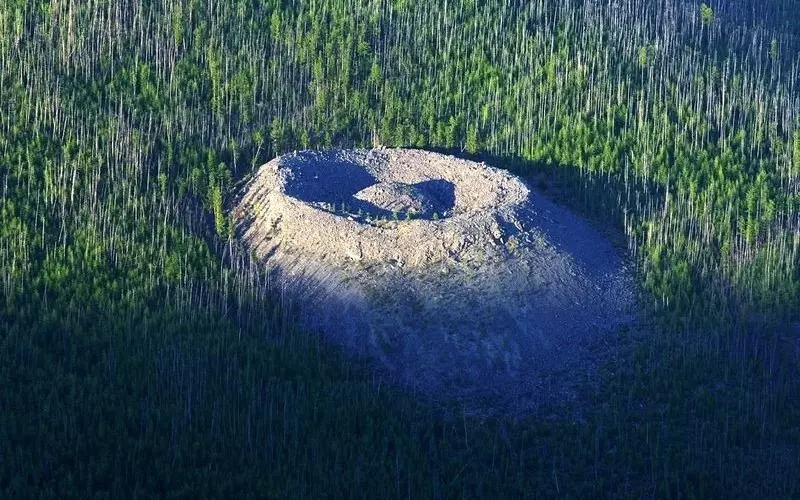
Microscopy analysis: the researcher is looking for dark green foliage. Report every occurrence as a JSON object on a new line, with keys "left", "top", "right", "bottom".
{"left": 0, "top": 0, "right": 798, "bottom": 497}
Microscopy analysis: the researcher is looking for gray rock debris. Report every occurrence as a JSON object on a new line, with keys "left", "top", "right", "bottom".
{"left": 233, "top": 148, "right": 637, "bottom": 417}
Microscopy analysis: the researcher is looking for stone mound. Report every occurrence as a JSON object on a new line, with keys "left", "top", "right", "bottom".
{"left": 232, "top": 148, "right": 637, "bottom": 417}
{"left": 354, "top": 181, "right": 446, "bottom": 218}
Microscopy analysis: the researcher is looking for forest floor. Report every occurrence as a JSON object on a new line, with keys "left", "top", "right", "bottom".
{"left": 233, "top": 149, "right": 638, "bottom": 417}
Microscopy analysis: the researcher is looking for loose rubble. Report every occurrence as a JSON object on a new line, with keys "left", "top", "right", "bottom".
{"left": 233, "top": 148, "right": 637, "bottom": 416}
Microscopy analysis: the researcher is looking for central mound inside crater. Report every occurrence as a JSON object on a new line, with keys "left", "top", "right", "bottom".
{"left": 233, "top": 148, "right": 636, "bottom": 416}
{"left": 280, "top": 152, "right": 457, "bottom": 221}
{"left": 354, "top": 180, "right": 454, "bottom": 219}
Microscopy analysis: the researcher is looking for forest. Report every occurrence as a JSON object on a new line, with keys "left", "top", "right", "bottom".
{"left": 0, "top": 0, "right": 798, "bottom": 497}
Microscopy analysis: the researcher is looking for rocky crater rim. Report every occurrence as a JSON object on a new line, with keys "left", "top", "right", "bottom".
{"left": 235, "top": 148, "right": 534, "bottom": 267}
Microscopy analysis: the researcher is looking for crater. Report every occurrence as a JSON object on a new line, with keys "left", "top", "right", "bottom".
{"left": 233, "top": 148, "right": 637, "bottom": 417}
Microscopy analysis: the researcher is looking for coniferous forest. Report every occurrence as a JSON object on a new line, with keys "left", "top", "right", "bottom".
{"left": 1, "top": 0, "right": 799, "bottom": 497}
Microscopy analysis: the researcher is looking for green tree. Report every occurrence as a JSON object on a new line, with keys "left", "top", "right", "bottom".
{"left": 171, "top": 2, "right": 184, "bottom": 46}
{"left": 210, "top": 183, "right": 226, "bottom": 237}
{"left": 270, "top": 118, "right": 287, "bottom": 154}
{"left": 794, "top": 130, "right": 800, "bottom": 171}
{"left": 207, "top": 46, "right": 223, "bottom": 115}
{"left": 700, "top": 3, "right": 714, "bottom": 26}
{"left": 445, "top": 116, "right": 459, "bottom": 149}
{"left": 466, "top": 123, "right": 480, "bottom": 155}
{"left": 270, "top": 8, "right": 282, "bottom": 42}
{"left": 638, "top": 46, "right": 649, "bottom": 68}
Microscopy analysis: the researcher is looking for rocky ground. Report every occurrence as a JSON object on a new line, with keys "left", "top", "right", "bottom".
{"left": 233, "top": 148, "right": 637, "bottom": 417}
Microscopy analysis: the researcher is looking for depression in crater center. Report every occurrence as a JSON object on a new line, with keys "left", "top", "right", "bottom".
{"left": 280, "top": 152, "right": 455, "bottom": 220}
{"left": 233, "top": 148, "right": 636, "bottom": 416}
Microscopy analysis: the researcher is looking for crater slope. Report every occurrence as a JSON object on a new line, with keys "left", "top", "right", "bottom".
{"left": 233, "top": 148, "right": 636, "bottom": 416}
